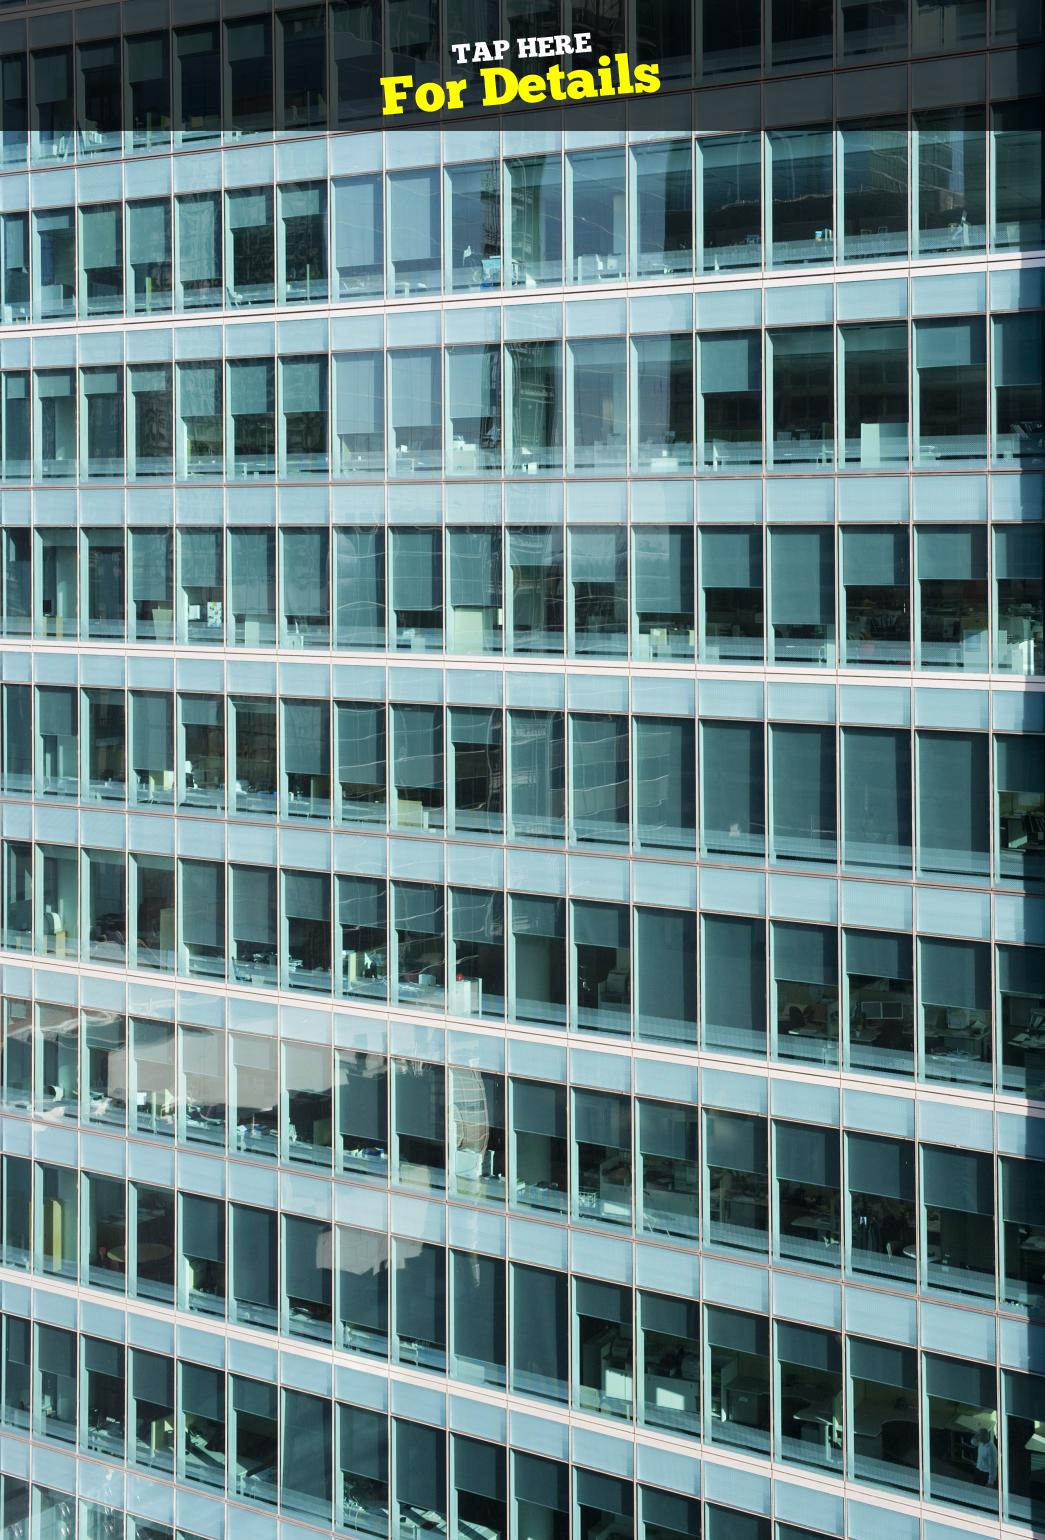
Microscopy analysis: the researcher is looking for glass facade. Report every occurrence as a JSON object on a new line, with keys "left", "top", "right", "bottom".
{"left": 0, "top": 1, "right": 1042, "bottom": 1539}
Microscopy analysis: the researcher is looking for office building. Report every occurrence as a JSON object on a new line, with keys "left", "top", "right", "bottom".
{"left": 0, "top": 2, "right": 1042, "bottom": 1538}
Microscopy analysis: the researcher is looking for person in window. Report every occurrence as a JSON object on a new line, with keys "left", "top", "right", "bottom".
{"left": 974, "top": 1428, "right": 998, "bottom": 1487}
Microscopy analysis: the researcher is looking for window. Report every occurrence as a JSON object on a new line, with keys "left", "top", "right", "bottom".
{"left": 775, "top": 1322, "right": 842, "bottom": 1471}
{"left": 997, "top": 729, "right": 1045, "bottom": 880}
{"left": 993, "top": 312, "right": 1044, "bottom": 465}
{"left": 229, "top": 1205, "right": 277, "bottom": 1330}
{"left": 392, "top": 1232, "right": 446, "bottom": 1367}
{"left": 700, "top": 0, "right": 760, "bottom": 76}
{"left": 278, "top": 6, "right": 327, "bottom": 130}
{"left": 915, "top": 108, "right": 987, "bottom": 255}
{"left": 224, "top": 16, "right": 273, "bottom": 133}
{"left": 339, "top": 1405, "right": 389, "bottom": 1526}
{"left": 637, "top": 1099, "right": 698, "bottom": 1237}
{"left": 840, "top": 324, "right": 908, "bottom": 466}
{"left": 846, "top": 1131, "right": 916, "bottom": 1285}
{"left": 1003, "top": 1369, "right": 1045, "bottom": 1525}
{"left": 839, "top": 119, "right": 909, "bottom": 261}
{"left": 924, "top": 1356, "right": 998, "bottom": 1513}
{"left": 0, "top": 53, "right": 28, "bottom": 170}
{"left": 568, "top": 150, "right": 626, "bottom": 283}
{"left": 339, "top": 1050, "right": 388, "bottom": 1185}
{"left": 915, "top": 317, "right": 988, "bottom": 464}
{"left": 332, "top": 176, "right": 383, "bottom": 298}
{"left": 999, "top": 943, "right": 1045, "bottom": 1098}
{"left": 130, "top": 693, "right": 173, "bottom": 808}
{"left": 283, "top": 873, "right": 332, "bottom": 994}
{"left": 916, "top": 731, "right": 990, "bottom": 881}
{"left": 31, "top": 48, "right": 73, "bottom": 164}
{"left": 334, "top": 351, "right": 384, "bottom": 475}
{"left": 1001, "top": 1158, "right": 1045, "bottom": 1314}
{"left": 79, "top": 204, "right": 122, "bottom": 318}
{"left": 769, "top": 327, "right": 834, "bottom": 465}
{"left": 843, "top": 723, "right": 904, "bottom": 874}
{"left": 840, "top": 527, "right": 910, "bottom": 666}
{"left": 446, "top": 162, "right": 501, "bottom": 290}
{"left": 703, "top": 916, "right": 767, "bottom": 1055}
{"left": 177, "top": 361, "right": 223, "bottom": 477}
{"left": 706, "top": 1306, "right": 771, "bottom": 1452}
{"left": 179, "top": 1362, "right": 225, "bottom": 1490}
{"left": 228, "top": 529, "right": 275, "bottom": 645}
{"left": 571, "top": 715, "right": 628, "bottom": 847}
{"left": 35, "top": 1325, "right": 76, "bottom": 1444}
{"left": 920, "top": 937, "right": 992, "bottom": 1091}
{"left": 335, "top": 527, "right": 385, "bottom": 646}
{"left": 389, "top": 350, "right": 441, "bottom": 474}
{"left": 506, "top": 155, "right": 562, "bottom": 287}
{"left": 179, "top": 860, "right": 225, "bottom": 982}
{"left": 993, "top": 99, "right": 1044, "bottom": 250}
{"left": 575, "top": 1278, "right": 632, "bottom": 1418}
{"left": 393, "top": 885, "right": 445, "bottom": 1010}
{"left": 770, "top": 727, "right": 836, "bottom": 865}
{"left": 633, "top": 142, "right": 693, "bottom": 277}
{"left": 175, "top": 194, "right": 221, "bottom": 310}
{"left": 36, "top": 687, "right": 78, "bottom": 800}
{"left": 230, "top": 866, "right": 278, "bottom": 987}
{"left": 632, "top": 527, "right": 694, "bottom": 659}
{"left": 231, "top": 696, "right": 277, "bottom": 819}
{"left": 128, "top": 365, "right": 172, "bottom": 478}
{"left": 226, "top": 189, "right": 274, "bottom": 307}
{"left": 574, "top": 1090, "right": 632, "bottom": 1226}
{"left": 449, "top": 1064, "right": 505, "bottom": 1197}
{"left": 388, "top": 169, "right": 440, "bottom": 295}
{"left": 449, "top": 710, "right": 502, "bottom": 837}
{"left": 78, "top": 38, "right": 121, "bottom": 153}
{"left": 769, "top": 131, "right": 833, "bottom": 265}
{"left": 775, "top": 1121, "right": 840, "bottom": 1269}
{"left": 569, "top": 528, "right": 627, "bottom": 656}
{"left": 847, "top": 1338, "right": 919, "bottom": 1491}
{"left": 569, "top": 339, "right": 627, "bottom": 471}
{"left": 81, "top": 367, "right": 124, "bottom": 479}
{"left": 508, "top": 527, "right": 563, "bottom": 652}
{"left": 700, "top": 528, "right": 763, "bottom": 660}
{"left": 769, "top": 528, "right": 834, "bottom": 664}
{"left": 633, "top": 334, "right": 693, "bottom": 471}
{"left": 701, "top": 719, "right": 765, "bottom": 856}
{"left": 34, "top": 372, "right": 77, "bottom": 482}
{"left": 281, "top": 527, "right": 329, "bottom": 645}
{"left": 699, "top": 136, "right": 761, "bottom": 270}
{"left": 709, "top": 1107, "right": 770, "bottom": 1254}
{"left": 338, "top": 876, "right": 388, "bottom": 1002}
{"left": 844, "top": 929, "right": 914, "bottom": 1078}
{"left": 279, "top": 358, "right": 328, "bottom": 477}
{"left": 1, "top": 214, "right": 29, "bottom": 322}
{"left": 177, "top": 530, "right": 222, "bottom": 644}
{"left": 511, "top": 894, "right": 566, "bottom": 1028}
{"left": 178, "top": 696, "right": 225, "bottom": 813}
{"left": 633, "top": 717, "right": 696, "bottom": 854}
{"left": 773, "top": 921, "right": 838, "bottom": 1065}
{"left": 448, "top": 527, "right": 501, "bottom": 653}
{"left": 283, "top": 699, "right": 331, "bottom": 820}
{"left": 921, "top": 1145, "right": 995, "bottom": 1300}
{"left": 231, "top": 1033, "right": 277, "bottom": 1159}
{"left": 916, "top": 526, "right": 989, "bottom": 668}
{"left": 126, "top": 200, "right": 172, "bottom": 315}
{"left": 452, "top": 1435, "right": 506, "bottom": 1536}
{"left": 506, "top": 340, "right": 562, "bottom": 472}
{"left": 228, "top": 360, "right": 275, "bottom": 477}
{"left": 278, "top": 182, "right": 327, "bottom": 303}
{"left": 391, "top": 703, "right": 443, "bottom": 830}
{"left": 174, "top": 24, "right": 220, "bottom": 141}
{"left": 125, "top": 31, "right": 170, "bottom": 149}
